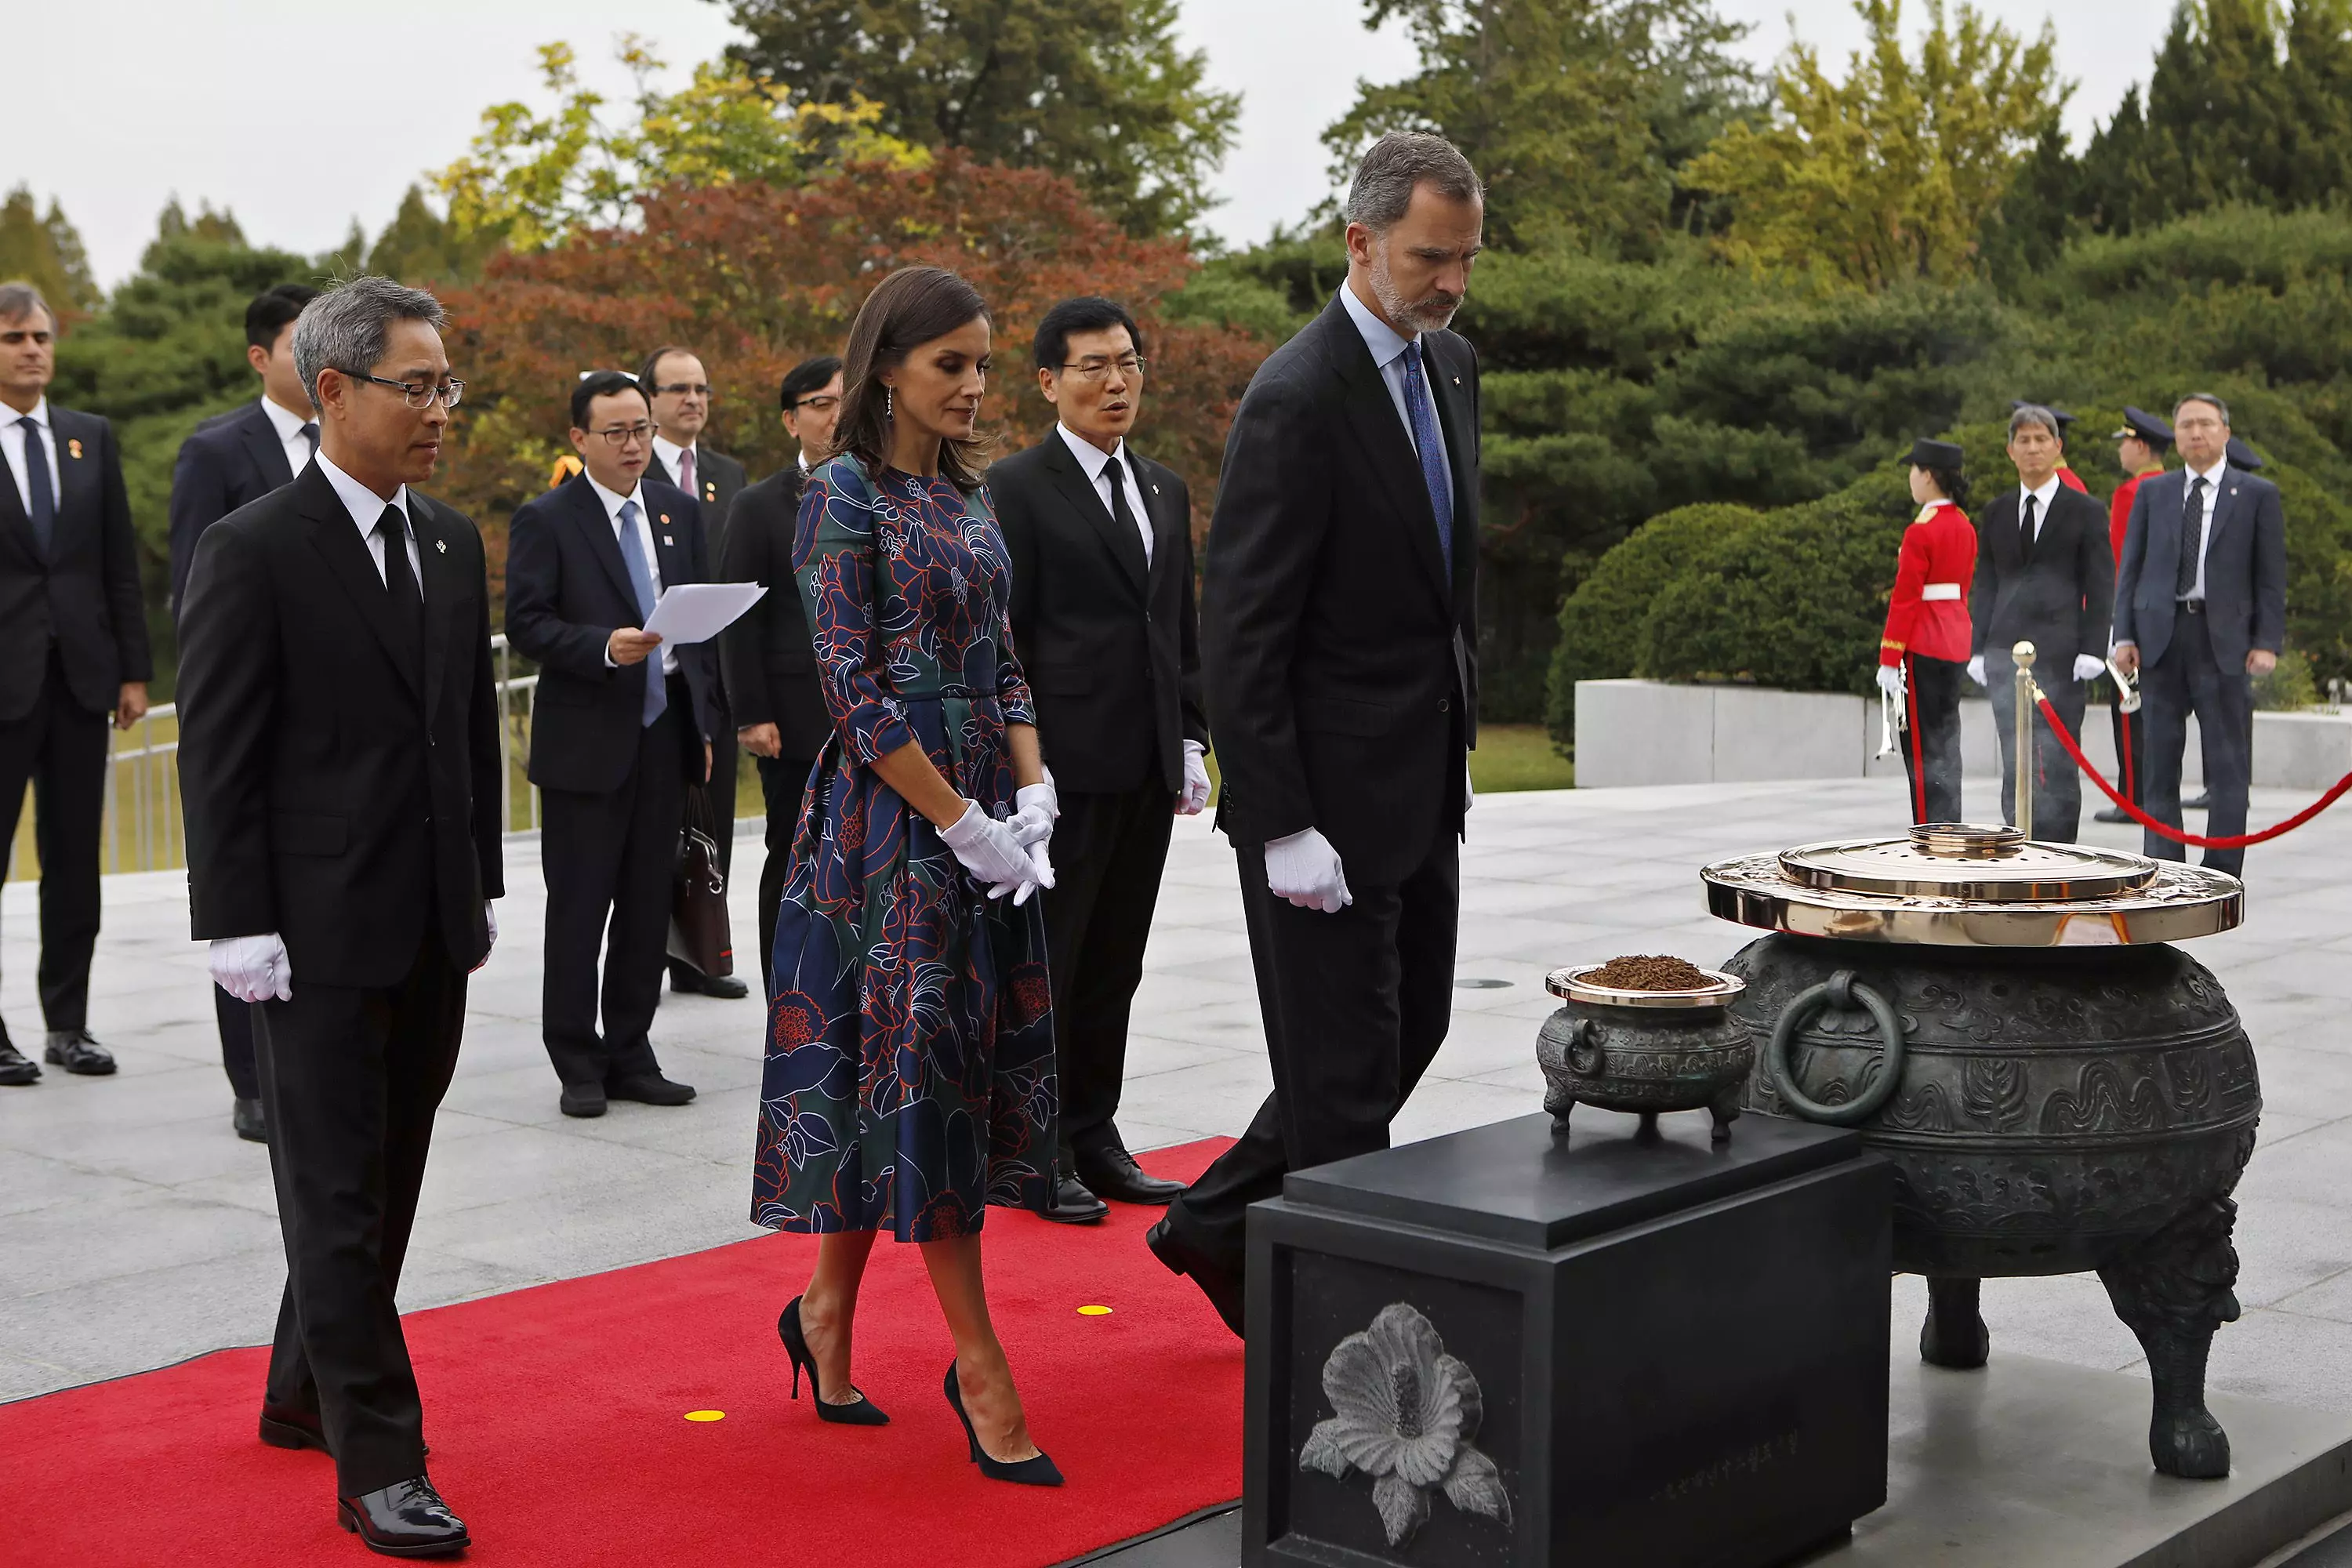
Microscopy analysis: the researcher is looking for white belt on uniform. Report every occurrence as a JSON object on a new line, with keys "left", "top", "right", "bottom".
{"left": 1919, "top": 583, "right": 1962, "bottom": 601}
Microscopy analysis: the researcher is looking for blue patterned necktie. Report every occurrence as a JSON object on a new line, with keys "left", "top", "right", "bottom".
{"left": 615, "top": 499, "right": 667, "bottom": 728}
{"left": 16, "top": 416, "right": 53, "bottom": 557}
{"left": 1400, "top": 341, "right": 1453, "bottom": 577}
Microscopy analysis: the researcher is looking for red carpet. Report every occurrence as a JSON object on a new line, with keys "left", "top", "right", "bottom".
{"left": 8, "top": 1139, "right": 1240, "bottom": 1567}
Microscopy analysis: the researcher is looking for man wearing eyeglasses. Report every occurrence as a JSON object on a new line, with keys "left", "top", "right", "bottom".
{"left": 720, "top": 354, "right": 842, "bottom": 994}
{"left": 639, "top": 347, "right": 752, "bottom": 998}
{"left": 0, "top": 280, "right": 151, "bottom": 1091}
{"left": 506, "top": 369, "right": 719, "bottom": 1118}
{"left": 990, "top": 297, "right": 1209, "bottom": 1225}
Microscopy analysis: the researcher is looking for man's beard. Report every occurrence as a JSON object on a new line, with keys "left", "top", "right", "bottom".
{"left": 1370, "top": 247, "right": 1461, "bottom": 334}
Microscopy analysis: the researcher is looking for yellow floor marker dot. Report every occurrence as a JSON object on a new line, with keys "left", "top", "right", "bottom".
{"left": 1077, "top": 1305, "right": 1112, "bottom": 1316}
{"left": 684, "top": 1410, "right": 726, "bottom": 1421}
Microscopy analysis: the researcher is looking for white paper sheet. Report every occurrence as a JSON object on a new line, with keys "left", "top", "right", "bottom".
{"left": 641, "top": 582, "right": 767, "bottom": 645}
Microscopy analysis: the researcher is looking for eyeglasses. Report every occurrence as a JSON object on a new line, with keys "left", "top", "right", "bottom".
{"left": 652, "top": 382, "right": 713, "bottom": 398}
{"left": 791, "top": 394, "right": 841, "bottom": 413}
{"left": 1058, "top": 356, "right": 1146, "bottom": 382}
{"left": 347, "top": 372, "right": 465, "bottom": 410}
{"left": 586, "top": 422, "right": 656, "bottom": 447}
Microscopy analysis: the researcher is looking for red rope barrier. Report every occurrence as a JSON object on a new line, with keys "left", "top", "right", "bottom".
{"left": 2034, "top": 694, "right": 2352, "bottom": 848}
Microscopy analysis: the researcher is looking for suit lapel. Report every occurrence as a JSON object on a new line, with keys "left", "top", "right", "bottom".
{"left": 299, "top": 466, "right": 422, "bottom": 702}
{"left": 1323, "top": 302, "right": 1451, "bottom": 611}
{"left": 239, "top": 401, "right": 296, "bottom": 489}
{"left": 51, "top": 410, "right": 100, "bottom": 554}
{"left": 0, "top": 432, "right": 33, "bottom": 561}
{"left": 1423, "top": 335, "right": 1475, "bottom": 607}
{"left": 2201, "top": 467, "right": 2247, "bottom": 564}
{"left": 563, "top": 474, "right": 644, "bottom": 611}
{"left": 1043, "top": 434, "right": 1146, "bottom": 597}
{"left": 645, "top": 488, "right": 693, "bottom": 594}
{"left": 413, "top": 499, "right": 458, "bottom": 731}
{"left": 1134, "top": 451, "right": 1185, "bottom": 599}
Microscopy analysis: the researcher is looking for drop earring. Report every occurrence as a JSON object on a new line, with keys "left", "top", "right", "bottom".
{"left": 885, "top": 386, "right": 894, "bottom": 423}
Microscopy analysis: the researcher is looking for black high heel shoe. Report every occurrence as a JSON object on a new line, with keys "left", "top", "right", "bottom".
{"left": 778, "top": 1297, "right": 889, "bottom": 1425}
{"left": 944, "top": 1361, "right": 1063, "bottom": 1486}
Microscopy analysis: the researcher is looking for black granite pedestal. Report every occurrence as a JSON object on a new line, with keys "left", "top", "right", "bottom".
{"left": 1243, "top": 1110, "right": 1893, "bottom": 1568}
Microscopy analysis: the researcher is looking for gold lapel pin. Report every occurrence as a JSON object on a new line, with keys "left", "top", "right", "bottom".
{"left": 67, "top": 438, "right": 83, "bottom": 459}
{"left": 659, "top": 514, "right": 671, "bottom": 525}
{"left": 705, "top": 483, "right": 717, "bottom": 500}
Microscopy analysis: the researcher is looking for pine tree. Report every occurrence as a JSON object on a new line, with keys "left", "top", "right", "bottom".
{"left": 0, "top": 186, "right": 103, "bottom": 313}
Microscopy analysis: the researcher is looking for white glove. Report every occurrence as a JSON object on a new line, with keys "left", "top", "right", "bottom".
{"left": 1007, "top": 781, "right": 1058, "bottom": 848}
{"left": 1967, "top": 655, "right": 1987, "bottom": 687}
{"left": 212, "top": 933, "right": 292, "bottom": 1004}
{"left": 1178, "top": 741, "right": 1210, "bottom": 815}
{"left": 474, "top": 902, "right": 497, "bottom": 973}
{"left": 1875, "top": 663, "right": 1904, "bottom": 700}
{"left": 2072, "top": 653, "right": 2106, "bottom": 684}
{"left": 938, "top": 801, "right": 1044, "bottom": 906}
{"left": 1264, "top": 827, "right": 1352, "bottom": 914}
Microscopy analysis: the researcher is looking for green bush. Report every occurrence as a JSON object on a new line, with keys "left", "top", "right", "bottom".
{"left": 1544, "top": 502, "right": 1759, "bottom": 748}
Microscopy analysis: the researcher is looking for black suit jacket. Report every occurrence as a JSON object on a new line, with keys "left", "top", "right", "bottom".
{"left": 177, "top": 463, "right": 503, "bottom": 986}
{"left": 2114, "top": 466, "right": 2288, "bottom": 673}
{"left": 1969, "top": 484, "right": 2114, "bottom": 676}
{"left": 169, "top": 398, "right": 304, "bottom": 615}
{"left": 506, "top": 473, "right": 720, "bottom": 794}
{"left": 647, "top": 445, "right": 747, "bottom": 568}
{"left": 0, "top": 405, "right": 152, "bottom": 722}
{"left": 718, "top": 466, "right": 833, "bottom": 761}
{"left": 994, "top": 433, "right": 1207, "bottom": 794}
{"left": 1201, "top": 291, "right": 1479, "bottom": 886}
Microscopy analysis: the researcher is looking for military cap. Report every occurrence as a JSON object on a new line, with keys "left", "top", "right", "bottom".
{"left": 2110, "top": 406, "right": 2173, "bottom": 445}
{"left": 1908, "top": 437, "right": 1964, "bottom": 470}
{"left": 2012, "top": 399, "right": 2077, "bottom": 431}
{"left": 2227, "top": 436, "right": 2266, "bottom": 471}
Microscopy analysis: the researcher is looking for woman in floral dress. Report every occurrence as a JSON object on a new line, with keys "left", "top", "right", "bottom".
{"left": 751, "top": 266, "right": 1065, "bottom": 1484}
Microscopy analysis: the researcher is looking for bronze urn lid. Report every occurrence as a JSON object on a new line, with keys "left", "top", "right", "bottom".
{"left": 1701, "top": 822, "right": 2241, "bottom": 947}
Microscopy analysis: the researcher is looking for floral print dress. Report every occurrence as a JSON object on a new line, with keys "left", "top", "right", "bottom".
{"left": 750, "top": 456, "right": 1058, "bottom": 1240}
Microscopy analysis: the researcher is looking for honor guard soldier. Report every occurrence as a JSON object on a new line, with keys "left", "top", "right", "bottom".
{"left": 1878, "top": 437, "right": 1976, "bottom": 823}
{"left": 2096, "top": 407, "right": 2172, "bottom": 822}
{"left": 2013, "top": 400, "right": 2091, "bottom": 494}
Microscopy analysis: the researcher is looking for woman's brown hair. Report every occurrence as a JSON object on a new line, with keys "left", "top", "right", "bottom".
{"left": 825, "top": 265, "right": 992, "bottom": 493}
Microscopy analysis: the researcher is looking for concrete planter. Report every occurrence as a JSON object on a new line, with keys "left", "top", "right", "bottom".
{"left": 1573, "top": 677, "right": 2350, "bottom": 791}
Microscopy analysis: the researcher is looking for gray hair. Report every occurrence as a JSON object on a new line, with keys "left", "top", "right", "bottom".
{"left": 2007, "top": 403, "right": 2062, "bottom": 441}
{"left": 1345, "top": 131, "right": 1482, "bottom": 234}
{"left": 0, "top": 281, "right": 55, "bottom": 330}
{"left": 2176, "top": 390, "right": 2231, "bottom": 426}
{"left": 293, "top": 274, "right": 448, "bottom": 408}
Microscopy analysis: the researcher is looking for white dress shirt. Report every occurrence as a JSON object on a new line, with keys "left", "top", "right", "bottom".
{"left": 1338, "top": 281, "right": 1451, "bottom": 478}
{"left": 316, "top": 450, "right": 423, "bottom": 590}
{"left": 1, "top": 396, "right": 62, "bottom": 517}
{"left": 2016, "top": 475, "right": 2061, "bottom": 540}
{"left": 588, "top": 474, "right": 678, "bottom": 674}
{"left": 259, "top": 394, "right": 318, "bottom": 481}
{"left": 1055, "top": 423, "right": 1153, "bottom": 568}
{"left": 2178, "top": 457, "right": 2228, "bottom": 602}
{"left": 653, "top": 434, "right": 700, "bottom": 499}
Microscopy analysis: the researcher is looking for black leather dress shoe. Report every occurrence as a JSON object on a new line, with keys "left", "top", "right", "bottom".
{"left": 1075, "top": 1146, "right": 1186, "bottom": 1206}
{"left": 44, "top": 1029, "right": 116, "bottom": 1076}
{"left": 559, "top": 1083, "right": 608, "bottom": 1118}
{"left": 607, "top": 1073, "right": 695, "bottom": 1106}
{"left": 2185, "top": 790, "right": 2212, "bottom": 811}
{"left": 2093, "top": 804, "right": 2134, "bottom": 824}
{"left": 338, "top": 1476, "right": 468, "bottom": 1558}
{"left": 1042, "top": 1171, "right": 1108, "bottom": 1225}
{"left": 0, "top": 1042, "right": 38, "bottom": 1086}
{"left": 233, "top": 1097, "right": 269, "bottom": 1143}
{"left": 1146, "top": 1216, "right": 1245, "bottom": 1338}
{"left": 670, "top": 966, "right": 751, "bottom": 999}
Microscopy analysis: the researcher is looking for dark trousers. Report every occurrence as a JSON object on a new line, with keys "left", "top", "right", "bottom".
{"left": 539, "top": 701, "right": 686, "bottom": 1087}
{"left": 216, "top": 984, "right": 258, "bottom": 1099}
{"left": 752, "top": 753, "right": 814, "bottom": 994}
{"left": 1164, "top": 828, "right": 1459, "bottom": 1279}
{"left": 2141, "top": 606, "right": 2254, "bottom": 877}
{"left": 670, "top": 717, "right": 739, "bottom": 982}
{"left": 1900, "top": 655, "right": 1966, "bottom": 825}
{"left": 2110, "top": 690, "right": 2147, "bottom": 807}
{"left": 0, "top": 651, "right": 109, "bottom": 1038}
{"left": 256, "top": 914, "right": 465, "bottom": 1497}
{"left": 1987, "top": 652, "right": 2086, "bottom": 844}
{"left": 1043, "top": 782, "right": 1177, "bottom": 1164}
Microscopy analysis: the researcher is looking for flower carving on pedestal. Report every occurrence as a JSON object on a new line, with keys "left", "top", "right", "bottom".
{"left": 1298, "top": 1301, "right": 1512, "bottom": 1548}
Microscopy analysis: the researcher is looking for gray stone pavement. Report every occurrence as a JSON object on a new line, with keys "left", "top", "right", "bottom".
{"left": 6, "top": 778, "right": 2352, "bottom": 1421}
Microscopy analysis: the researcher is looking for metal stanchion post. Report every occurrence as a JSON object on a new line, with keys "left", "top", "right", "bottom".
{"left": 2013, "top": 640, "right": 2038, "bottom": 840}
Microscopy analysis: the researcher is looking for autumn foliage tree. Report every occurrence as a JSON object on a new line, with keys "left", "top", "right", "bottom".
{"left": 435, "top": 151, "right": 1265, "bottom": 603}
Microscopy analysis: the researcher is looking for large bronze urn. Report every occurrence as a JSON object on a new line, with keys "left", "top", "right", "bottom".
{"left": 1703, "top": 823, "right": 2254, "bottom": 1479}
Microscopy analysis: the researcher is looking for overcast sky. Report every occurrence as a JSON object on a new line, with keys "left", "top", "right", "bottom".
{"left": 9, "top": 0, "right": 2172, "bottom": 289}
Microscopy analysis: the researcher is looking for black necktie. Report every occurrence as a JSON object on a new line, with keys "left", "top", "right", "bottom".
{"left": 1105, "top": 456, "right": 1145, "bottom": 574}
{"left": 2018, "top": 493, "right": 2038, "bottom": 561}
{"left": 299, "top": 421, "right": 319, "bottom": 459}
{"left": 2176, "top": 477, "right": 2209, "bottom": 599}
{"left": 375, "top": 505, "right": 424, "bottom": 674}
{"left": 16, "top": 416, "right": 53, "bottom": 557}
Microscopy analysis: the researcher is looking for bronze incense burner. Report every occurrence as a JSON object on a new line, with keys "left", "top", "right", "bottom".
{"left": 1537, "top": 964, "right": 1752, "bottom": 1142}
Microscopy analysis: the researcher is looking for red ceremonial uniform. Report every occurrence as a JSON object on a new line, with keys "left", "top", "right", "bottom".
{"left": 2110, "top": 467, "right": 2157, "bottom": 564}
{"left": 2056, "top": 463, "right": 2089, "bottom": 495}
{"left": 1878, "top": 499, "right": 1976, "bottom": 666}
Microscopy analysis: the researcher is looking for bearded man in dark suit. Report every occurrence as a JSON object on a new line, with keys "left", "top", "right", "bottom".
{"left": 1146, "top": 132, "right": 1484, "bottom": 1336}
{"left": 168, "top": 281, "right": 321, "bottom": 1141}
{"left": 178, "top": 275, "right": 501, "bottom": 1556}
